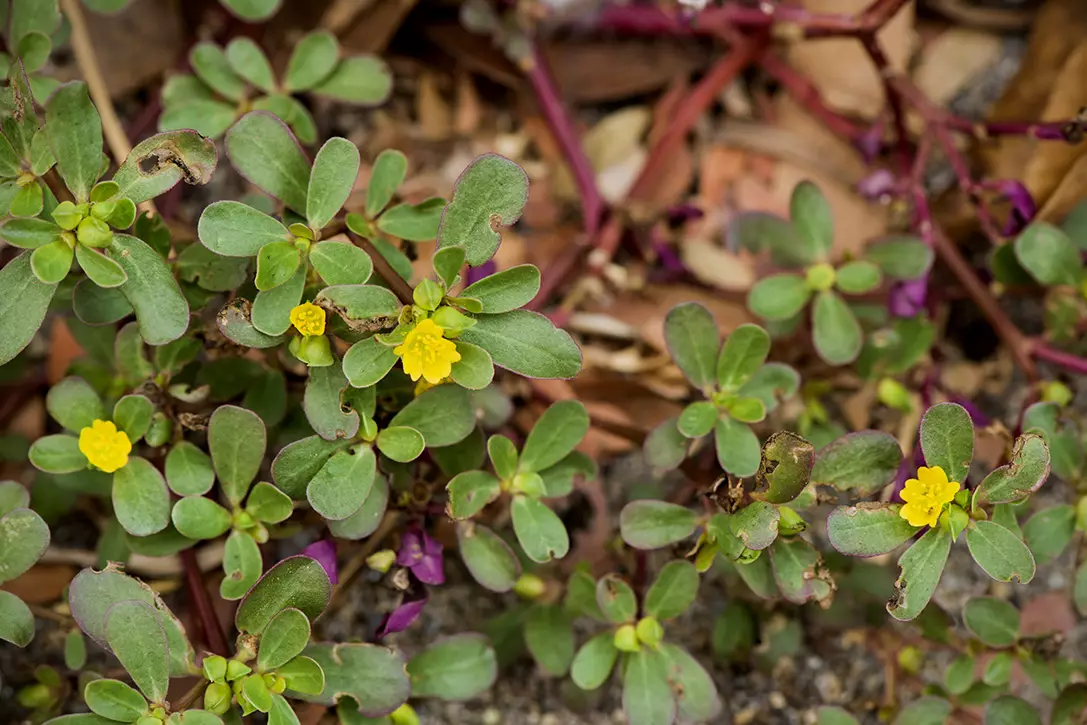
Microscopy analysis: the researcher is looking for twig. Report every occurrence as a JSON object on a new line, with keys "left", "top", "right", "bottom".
{"left": 861, "top": 36, "right": 911, "bottom": 177}
{"left": 349, "top": 232, "right": 415, "bottom": 305}
{"left": 181, "top": 548, "right": 230, "bottom": 656}
{"left": 331, "top": 510, "right": 402, "bottom": 607}
{"left": 59, "top": 0, "right": 157, "bottom": 216}
{"left": 1031, "top": 341, "right": 1087, "bottom": 376}
{"left": 522, "top": 42, "right": 605, "bottom": 237}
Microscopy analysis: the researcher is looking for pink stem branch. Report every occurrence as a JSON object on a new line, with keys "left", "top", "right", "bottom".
{"left": 1031, "top": 341, "right": 1087, "bottom": 376}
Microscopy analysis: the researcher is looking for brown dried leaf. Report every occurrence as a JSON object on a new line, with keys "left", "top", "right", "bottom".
{"left": 913, "top": 28, "right": 1004, "bottom": 108}
{"left": 1023, "top": 40, "right": 1087, "bottom": 205}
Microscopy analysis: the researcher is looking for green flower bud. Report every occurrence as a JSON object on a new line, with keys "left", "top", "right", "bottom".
{"left": 635, "top": 616, "right": 664, "bottom": 648}
{"left": 289, "top": 222, "right": 314, "bottom": 241}
{"left": 263, "top": 673, "right": 278, "bottom": 690}
{"left": 413, "top": 278, "right": 445, "bottom": 312}
{"left": 877, "top": 377, "right": 912, "bottom": 412}
{"left": 270, "top": 675, "right": 286, "bottom": 694}
{"left": 203, "top": 654, "right": 228, "bottom": 683}
{"left": 511, "top": 471, "right": 546, "bottom": 498}
{"left": 390, "top": 703, "right": 421, "bottom": 725}
{"left": 16, "top": 683, "right": 54, "bottom": 709}
{"left": 513, "top": 573, "right": 547, "bottom": 600}
{"left": 233, "top": 511, "right": 255, "bottom": 530}
{"left": 614, "top": 623, "right": 640, "bottom": 653}
{"left": 291, "top": 333, "right": 334, "bottom": 367}
{"left": 51, "top": 201, "right": 83, "bottom": 231}
{"left": 76, "top": 216, "right": 113, "bottom": 248}
{"left": 90, "top": 199, "right": 118, "bottom": 222}
{"left": 694, "top": 540, "right": 718, "bottom": 573}
{"left": 897, "top": 645, "right": 924, "bottom": 675}
{"left": 249, "top": 522, "right": 269, "bottom": 544}
{"left": 367, "top": 549, "right": 397, "bottom": 573}
{"left": 431, "top": 305, "right": 476, "bottom": 337}
{"left": 736, "top": 547, "right": 761, "bottom": 565}
{"left": 225, "top": 659, "right": 252, "bottom": 682}
{"left": 942, "top": 504, "right": 970, "bottom": 541}
{"left": 359, "top": 414, "right": 379, "bottom": 442}
{"left": 805, "top": 262, "right": 836, "bottom": 292}
{"left": 1040, "top": 380, "right": 1074, "bottom": 407}
{"left": 777, "top": 506, "right": 807, "bottom": 536}
{"left": 144, "top": 412, "right": 172, "bottom": 448}
{"left": 136, "top": 716, "right": 160, "bottom": 725}
{"left": 203, "top": 681, "right": 232, "bottom": 715}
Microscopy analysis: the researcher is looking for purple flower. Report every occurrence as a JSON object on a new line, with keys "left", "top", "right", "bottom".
{"left": 397, "top": 526, "right": 444, "bottom": 585}
{"left": 465, "top": 260, "right": 496, "bottom": 286}
{"left": 994, "top": 179, "right": 1036, "bottom": 236}
{"left": 302, "top": 539, "right": 339, "bottom": 585}
{"left": 665, "top": 204, "right": 704, "bottom": 225}
{"left": 854, "top": 122, "right": 884, "bottom": 165}
{"left": 377, "top": 586, "right": 428, "bottom": 639}
{"left": 857, "top": 169, "right": 896, "bottom": 201}
{"left": 888, "top": 278, "right": 927, "bottom": 318}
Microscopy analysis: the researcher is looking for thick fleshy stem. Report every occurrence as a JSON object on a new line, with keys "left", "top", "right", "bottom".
{"left": 943, "top": 115, "right": 1087, "bottom": 142}
{"left": 181, "top": 548, "right": 229, "bottom": 656}
{"left": 1031, "top": 341, "right": 1087, "bottom": 376}
{"left": 522, "top": 43, "right": 605, "bottom": 237}
{"left": 349, "top": 231, "right": 415, "bottom": 305}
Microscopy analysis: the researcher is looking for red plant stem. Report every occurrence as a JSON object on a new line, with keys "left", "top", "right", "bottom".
{"left": 943, "top": 116, "right": 1078, "bottom": 141}
{"left": 1031, "top": 341, "right": 1087, "bottom": 376}
{"left": 860, "top": 36, "right": 911, "bottom": 177}
{"left": 589, "top": 0, "right": 911, "bottom": 38}
{"left": 181, "top": 548, "right": 230, "bottom": 656}
{"left": 759, "top": 53, "right": 869, "bottom": 142}
{"left": 532, "top": 34, "right": 765, "bottom": 308}
{"left": 523, "top": 44, "right": 605, "bottom": 236}
{"left": 349, "top": 231, "right": 414, "bottom": 305}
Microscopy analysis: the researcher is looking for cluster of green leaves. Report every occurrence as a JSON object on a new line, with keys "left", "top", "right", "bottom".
{"left": 647, "top": 303, "right": 799, "bottom": 477}
{"left": 994, "top": 202, "right": 1087, "bottom": 342}
{"left": 828, "top": 403, "right": 1051, "bottom": 621}
{"left": 0, "top": 479, "right": 50, "bottom": 646}
{"left": 449, "top": 400, "right": 594, "bottom": 588}
{"left": 48, "top": 557, "right": 498, "bottom": 725}
{"left": 160, "top": 33, "right": 391, "bottom": 143}
{"left": 84, "top": 0, "right": 280, "bottom": 22}
{"left": 737, "top": 181, "right": 933, "bottom": 364}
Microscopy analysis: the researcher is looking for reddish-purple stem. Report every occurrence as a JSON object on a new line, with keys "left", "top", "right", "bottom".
{"left": 181, "top": 548, "right": 229, "bottom": 656}
{"left": 1032, "top": 341, "right": 1087, "bottom": 376}
{"left": 524, "top": 44, "right": 605, "bottom": 236}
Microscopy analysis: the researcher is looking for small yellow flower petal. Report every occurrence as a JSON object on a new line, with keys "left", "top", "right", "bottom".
{"left": 78, "top": 419, "right": 131, "bottom": 473}
{"left": 289, "top": 302, "right": 326, "bottom": 337}
{"left": 393, "top": 319, "right": 462, "bottom": 384}
{"left": 898, "top": 465, "right": 960, "bottom": 529}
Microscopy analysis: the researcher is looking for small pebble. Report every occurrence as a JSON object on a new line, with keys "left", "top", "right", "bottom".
{"left": 769, "top": 691, "right": 788, "bottom": 709}
{"left": 482, "top": 707, "right": 502, "bottom": 725}
{"left": 815, "top": 672, "right": 844, "bottom": 703}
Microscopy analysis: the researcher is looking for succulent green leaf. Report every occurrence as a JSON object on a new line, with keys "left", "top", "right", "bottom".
{"left": 622, "top": 648, "right": 676, "bottom": 725}
{"left": 105, "top": 600, "right": 170, "bottom": 702}
{"left": 285, "top": 31, "right": 339, "bottom": 92}
{"left": 376, "top": 426, "right": 425, "bottom": 463}
{"left": 258, "top": 607, "right": 311, "bottom": 672}
{"left": 312, "top": 55, "right": 392, "bottom": 105}
{"left": 277, "top": 655, "right": 324, "bottom": 695}
{"left": 754, "top": 431, "right": 814, "bottom": 504}
{"left": 198, "top": 201, "right": 291, "bottom": 258}
{"left": 893, "top": 697, "right": 952, "bottom": 725}
{"left": 827, "top": 503, "right": 918, "bottom": 557}
{"left": 0, "top": 507, "right": 49, "bottom": 584}
{"left": 435, "top": 153, "right": 527, "bottom": 266}
{"left": 731, "top": 501, "right": 780, "bottom": 550}
{"left": 677, "top": 402, "right": 717, "bottom": 439}
{"left": 962, "top": 597, "right": 1018, "bottom": 648}
{"left": 45, "top": 82, "right": 102, "bottom": 201}
{"left": 1, "top": 217, "right": 61, "bottom": 249}
{"left": 306, "top": 446, "right": 376, "bottom": 521}
{"left": 919, "top": 402, "right": 974, "bottom": 485}
{"left": 460, "top": 265, "right": 541, "bottom": 314}
{"left": 511, "top": 494, "right": 569, "bottom": 563}
{"left": 1023, "top": 504, "right": 1074, "bottom": 566}
{"left": 300, "top": 642, "right": 409, "bottom": 714}
{"left": 662, "top": 302, "right": 718, "bottom": 389}
{"left": 107, "top": 234, "right": 189, "bottom": 345}
{"left": 252, "top": 262, "right": 306, "bottom": 335}
{"left": 835, "top": 260, "right": 882, "bottom": 294}
{"left": 811, "top": 430, "right": 903, "bottom": 494}
{"left": 660, "top": 643, "right": 721, "bottom": 723}
{"left": 729, "top": 211, "right": 804, "bottom": 266}
{"left": 315, "top": 284, "right": 400, "bottom": 323}
{"left": 457, "top": 309, "right": 581, "bottom": 379}
{"left": 29, "top": 434, "right": 85, "bottom": 474}
{"left": 447, "top": 470, "right": 501, "bottom": 520}
{"left": 524, "top": 605, "right": 575, "bottom": 677}
{"left": 225, "top": 37, "right": 275, "bottom": 93}
{"left": 327, "top": 475, "right": 388, "bottom": 540}
{"left": 158, "top": 99, "right": 238, "bottom": 139}
{"left": 770, "top": 537, "right": 832, "bottom": 604}
{"left": 714, "top": 415, "right": 760, "bottom": 477}
{"left": 0, "top": 482, "right": 29, "bottom": 517}
{"left": 304, "top": 363, "right": 360, "bottom": 441}
{"left": 171, "top": 496, "right": 231, "bottom": 540}
{"left": 887, "top": 526, "right": 951, "bottom": 621}
{"left": 812, "top": 290, "right": 861, "bottom": 365}
{"left": 716, "top": 323, "right": 770, "bottom": 392}
{"left": 450, "top": 340, "right": 495, "bottom": 390}
{"left": 366, "top": 149, "right": 407, "bottom": 218}
{"left": 865, "top": 236, "right": 934, "bottom": 280}
{"left": 519, "top": 400, "right": 588, "bottom": 473}
{"left": 84, "top": 678, "right": 147, "bottom": 721}
{"left": 113, "top": 131, "right": 218, "bottom": 205}
{"left": 271, "top": 434, "right": 351, "bottom": 499}
{"left": 457, "top": 521, "right": 520, "bottom": 592}
{"left": 571, "top": 632, "right": 617, "bottom": 691}
{"left": 221, "top": 529, "right": 263, "bottom": 601}
{"left": 310, "top": 240, "right": 373, "bottom": 285}
{"left": 46, "top": 377, "right": 103, "bottom": 433}
{"left": 165, "top": 442, "right": 214, "bottom": 496}
{"left": 966, "top": 520, "right": 1036, "bottom": 584}
{"left": 644, "top": 560, "right": 698, "bottom": 620}
{"left": 1014, "top": 222, "right": 1082, "bottom": 286}
{"left": 236, "top": 555, "right": 332, "bottom": 634}
{"left": 0, "top": 251, "right": 57, "bottom": 365}
{"left": 209, "top": 405, "right": 267, "bottom": 505}
{"left": 389, "top": 384, "right": 476, "bottom": 447}
{"left": 595, "top": 574, "right": 637, "bottom": 624}
{"left": 619, "top": 500, "right": 697, "bottom": 550}
{"left": 342, "top": 337, "right": 398, "bottom": 388}
{"left": 307, "top": 137, "right": 360, "bottom": 231}
{"left": 112, "top": 456, "right": 170, "bottom": 536}
{"left": 407, "top": 634, "right": 497, "bottom": 701}
{"left": 985, "top": 696, "right": 1041, "bottom": 725}
{"left": 113, "top": 394, "right": 153, "bottom": 443}
{"left": 30, "top": 237, "right": 72, "bottom": 283}
{"left": 190, "top": 42, "right": 245, "bottom": 100}
{"left": 255, "top": 241, "right": 301, "bottom": 291}
{"left": 790, "top": 181, "right": 833, "bottom": 261}
{"left": 376, "top": 198, "right": 445, "bottom": 242}
{"left": 973, "top": 433, "right": 1050, "bottom": 506}
{"left": 0, "top": 589, "right": 34, "bottom": 646}
{"left": 227, "top": 112, "right": 311, "bottom": 213}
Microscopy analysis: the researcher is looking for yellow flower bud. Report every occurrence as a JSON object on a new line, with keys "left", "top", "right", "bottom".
{"left": 513, "top": 573, "right": 547, "bottom": 600}
{"left": 367, "top": 549, "right": 397, "bottom": 573}
{"left": 635, "top": 616, "right": 664, "bottom": 648}
{"left": 614, "top": 624, "right": 640, "bottom": 653}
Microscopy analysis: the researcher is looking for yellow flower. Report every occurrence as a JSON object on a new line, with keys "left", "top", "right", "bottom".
{"left": 289, "top": 302, "right": 326, "bottom": 336}
{"left": 413, "top": 376, "right": 451, "bottom": 397}
{"left": 394, "top": 319, "right": 461, "bottom": 384}
{"left": 78, "top": 419, "right": 131, "bottom": 473}
{"left": 899, "top": 465, "right": 960, "bottom": 528}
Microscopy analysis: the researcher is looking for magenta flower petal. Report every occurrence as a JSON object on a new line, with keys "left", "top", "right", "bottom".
{"left": 995, "top": 179, "right": 1036, "bottom": 236}
{"left": 397, "top": 526, "right": 445, "bottom": 585}
{"left": 465, "top": 260, "right": 496, "bottom": 285}
{"left": 857, "top": 169, "right": 896, "bottom": 200}
{"left": 377, "top": 589, "right": 428, "bottom": 639}
{"left": 888, "top": 278, "right": 927, "bottom": 318}
{"left": 302, "top": 539, "right": 339, "bottom": 585}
